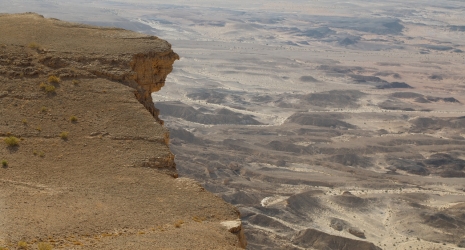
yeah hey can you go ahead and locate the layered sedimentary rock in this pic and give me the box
[0,13,245,249]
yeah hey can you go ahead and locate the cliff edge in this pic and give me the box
[0,13,245,249]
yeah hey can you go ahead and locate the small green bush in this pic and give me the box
[28,42,40,49]
[48,75,60,83]
[70,116,78,122]
[44,85,56,93]
[59,131,69,140]
[40,83,56,93]
[4,136,19,147]
[1,160,7,167]
[41,107,47,113]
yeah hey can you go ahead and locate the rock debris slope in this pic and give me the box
[0,13,245,249]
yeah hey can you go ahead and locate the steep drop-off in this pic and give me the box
[0,13,245,249]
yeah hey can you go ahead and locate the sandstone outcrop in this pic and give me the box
[0,13,245,249]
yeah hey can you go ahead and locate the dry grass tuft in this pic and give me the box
[38,242,53,250]
[174,220,184,228]
[192,216,205,223]
[1,160,7,167]
[48,75,60,83]
[28,42,41,49]
[4,136,19,147]
[69,116,78,122]
[40,82,56,93]
[59,131,69,140]
[17,241,27,249]
[45,85,56,93]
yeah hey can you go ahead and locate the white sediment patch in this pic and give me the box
[260,195,289,207]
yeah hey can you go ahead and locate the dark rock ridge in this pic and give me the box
[303,90,366,108]
[287,113,356,129]
[390,92,460,103]
[156,101,262,125]
[291,228,382,250]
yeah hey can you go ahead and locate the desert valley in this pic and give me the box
[1,0,465,249]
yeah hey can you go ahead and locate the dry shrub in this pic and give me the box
[59,131,69,140]
[38,242,53,250]
[174,220,184,228]
[48,75,60,83]
[4,136,19,147]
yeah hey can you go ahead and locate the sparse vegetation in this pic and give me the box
[72,79,80,85]
[22,119,28,125]
[48,75,60,83]
[4,136,19,147]
[17,241,27,249]
[44,85,56,93]
[40,107,47,113]
[33,150,38,156]
[39,82,56,93]
[174,220,184,228]
[192,216,205,223]
[37,242,53,250]
[59,131,69,140]
[1,160,7,167]
[28,42,40,49]
[39,152,45,158]
[69,116,78,122]
[36,126,42,132]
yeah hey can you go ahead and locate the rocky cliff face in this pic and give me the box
[0,13,179,175]
[0,13,245,249]
[130,51,180,125]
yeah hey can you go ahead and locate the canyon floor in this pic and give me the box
[2,0,465,249]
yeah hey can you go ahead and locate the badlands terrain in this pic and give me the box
[2,0,465,249]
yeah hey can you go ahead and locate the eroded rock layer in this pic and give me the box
[0,13,245,249]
